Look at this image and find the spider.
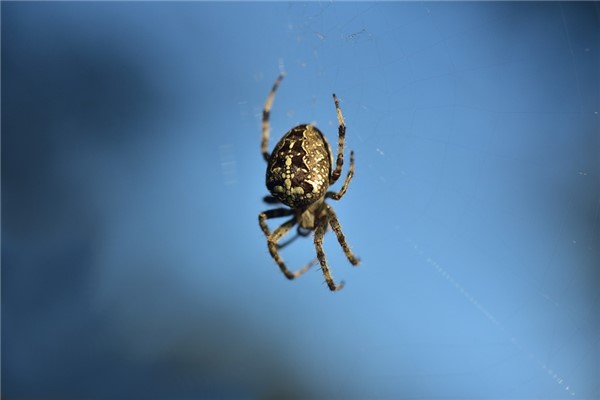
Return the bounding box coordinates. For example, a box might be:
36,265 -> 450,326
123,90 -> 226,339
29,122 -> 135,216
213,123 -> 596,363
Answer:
258,74 -> 360,291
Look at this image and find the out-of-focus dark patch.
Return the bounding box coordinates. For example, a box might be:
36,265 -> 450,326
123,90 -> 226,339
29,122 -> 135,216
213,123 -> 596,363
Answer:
1,3 -> 166,241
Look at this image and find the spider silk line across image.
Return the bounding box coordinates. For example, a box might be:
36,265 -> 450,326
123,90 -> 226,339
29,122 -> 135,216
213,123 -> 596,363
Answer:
2,2 -> 599,399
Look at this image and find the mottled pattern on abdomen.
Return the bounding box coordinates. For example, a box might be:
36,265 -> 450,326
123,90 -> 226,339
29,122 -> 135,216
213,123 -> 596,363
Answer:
266,124 -> 333,208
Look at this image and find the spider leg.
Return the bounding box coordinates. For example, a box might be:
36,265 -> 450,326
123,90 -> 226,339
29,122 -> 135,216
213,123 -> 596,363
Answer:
275,225 -> 312,249
259,208 -> 294,237
259,208 -> 301,250
326,205 -> 360,266
314,219 -> 345,291
276,234 -> 298,250
330,93 -> 346,184
326,150 -> 355,200
259,211 -> 317,280
262,195 -> 281,204
262,74 -> 285,162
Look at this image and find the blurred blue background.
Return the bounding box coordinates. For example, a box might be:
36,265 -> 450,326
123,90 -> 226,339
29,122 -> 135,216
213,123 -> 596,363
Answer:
2,2 -> 599,399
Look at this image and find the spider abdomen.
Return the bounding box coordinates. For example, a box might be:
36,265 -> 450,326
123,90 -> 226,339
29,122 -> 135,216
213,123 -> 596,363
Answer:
266,124 -> 333,208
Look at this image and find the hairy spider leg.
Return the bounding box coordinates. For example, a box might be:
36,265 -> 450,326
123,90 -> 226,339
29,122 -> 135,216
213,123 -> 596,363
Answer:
326,150 -> 355,201
259,208 -> 294,237
259,211 -> 318,279
258,208 -> 311,250
314,219 -> 345,291
330,93 -> 347,184
326,204 -> 360,266
262,74 -> 285,162
277,228 -> 312,250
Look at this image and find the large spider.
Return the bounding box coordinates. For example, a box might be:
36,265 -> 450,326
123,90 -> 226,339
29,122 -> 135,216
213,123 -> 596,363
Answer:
258,74 -> 360,291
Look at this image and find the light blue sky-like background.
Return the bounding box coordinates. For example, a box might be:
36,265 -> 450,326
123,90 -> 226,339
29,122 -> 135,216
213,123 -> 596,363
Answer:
2,2 -> 599,399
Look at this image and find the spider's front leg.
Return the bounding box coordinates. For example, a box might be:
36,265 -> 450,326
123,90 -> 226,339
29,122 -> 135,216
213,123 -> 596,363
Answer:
330,93 -> 347,184
314,220 -> 345,291
259,210 -> 317,280
262,74 -> 285,162
326,150 -> 355,201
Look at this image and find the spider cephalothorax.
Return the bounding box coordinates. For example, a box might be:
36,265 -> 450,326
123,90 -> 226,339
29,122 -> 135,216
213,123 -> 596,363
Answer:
258,74 -> 360,291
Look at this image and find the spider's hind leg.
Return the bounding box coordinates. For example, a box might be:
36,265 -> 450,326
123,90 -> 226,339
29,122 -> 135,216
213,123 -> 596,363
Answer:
326,204 -> 360,266
314,221 -> 345,291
